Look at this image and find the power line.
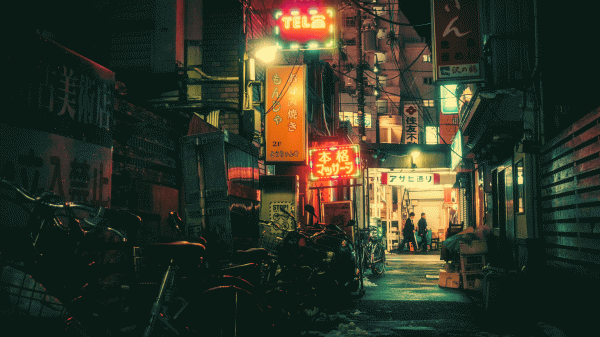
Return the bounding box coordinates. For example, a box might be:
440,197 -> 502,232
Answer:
347,0 -> 431,27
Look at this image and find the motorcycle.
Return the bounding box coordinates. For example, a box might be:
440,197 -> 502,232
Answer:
273,205 -> 359,314
302,205 -> 360,297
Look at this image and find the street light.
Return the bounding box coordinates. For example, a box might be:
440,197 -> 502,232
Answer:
411,150 -> 420,169
255,45 -> 278,63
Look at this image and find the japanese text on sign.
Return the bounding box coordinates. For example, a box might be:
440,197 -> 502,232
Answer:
381,172 -> 440,186
433,0 -> 482,81
265,65 -> 307,163
403,103 -> 419,144
309,145 -> 361,181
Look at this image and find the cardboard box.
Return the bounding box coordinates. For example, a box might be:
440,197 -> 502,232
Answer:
444,262 -> 459,272
461,272 -> 483,291
460,255 -> 486,272
439,270 -> 461,288
459,240 -> 488,255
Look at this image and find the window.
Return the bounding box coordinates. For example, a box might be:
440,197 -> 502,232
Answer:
423,99 -> 435,107
423,77 -> 433,85
422,54 -> 432,62
426,126 -> 439,144
441,84 -> 458,114
345,16 -> 356,27
345,38 -> 356,46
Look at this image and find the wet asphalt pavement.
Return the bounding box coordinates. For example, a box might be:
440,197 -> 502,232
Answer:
294,251 -> 570,337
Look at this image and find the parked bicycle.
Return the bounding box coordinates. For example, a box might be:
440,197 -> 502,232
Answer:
0,178 -> 276,337
358,227 -> 386,276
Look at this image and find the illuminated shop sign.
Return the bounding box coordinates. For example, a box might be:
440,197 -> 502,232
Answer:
273,6 -> 336,50
432,0 -> 483,82
309,144 -> 361,181
451,129 -> 463,170
381,172 -> 441,186
265,65 -> 307,163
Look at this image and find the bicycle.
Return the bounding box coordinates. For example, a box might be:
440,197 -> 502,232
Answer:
0,178 -> 275,337
358,228 -> 386,276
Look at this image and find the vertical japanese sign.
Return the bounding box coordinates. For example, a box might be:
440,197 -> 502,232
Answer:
432,0 -> 483,82
308,145 -> 361,181
265,65 -> 307,164
403,103 -> 419,144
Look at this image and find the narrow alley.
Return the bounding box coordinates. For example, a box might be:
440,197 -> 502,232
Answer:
296,251 -> 570,337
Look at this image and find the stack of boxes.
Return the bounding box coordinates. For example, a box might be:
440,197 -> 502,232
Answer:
458,240 -> 488,291
439,261 -> 461,288
438,240 -> 488,290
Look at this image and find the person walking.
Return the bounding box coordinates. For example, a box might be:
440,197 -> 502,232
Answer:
399,212 -> 417,253
417,213 -> 428,252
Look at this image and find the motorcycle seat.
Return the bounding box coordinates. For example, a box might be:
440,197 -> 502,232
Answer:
144,241 -> 206,259
234,247 -> 269,263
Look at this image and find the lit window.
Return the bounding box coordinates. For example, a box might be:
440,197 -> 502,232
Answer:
422,54 -> 432,62
441,84 -> 458,114
426,126 -> 438,144
423,99 -> 435,107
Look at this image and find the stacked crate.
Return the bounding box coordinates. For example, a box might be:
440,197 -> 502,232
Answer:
459,240 -> 488,291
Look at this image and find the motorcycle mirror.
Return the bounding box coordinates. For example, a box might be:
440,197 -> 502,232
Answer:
304,204 -> 315,215
280,208 -> 294,218
345,220 -> 356,228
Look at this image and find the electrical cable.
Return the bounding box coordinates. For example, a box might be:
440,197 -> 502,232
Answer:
347,0 -> 431,27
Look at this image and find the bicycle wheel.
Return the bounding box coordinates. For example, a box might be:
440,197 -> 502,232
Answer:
371,243 -> 386,275
176,280 -> 274,337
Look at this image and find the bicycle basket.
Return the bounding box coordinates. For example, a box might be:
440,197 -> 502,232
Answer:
258,222 -> 289,254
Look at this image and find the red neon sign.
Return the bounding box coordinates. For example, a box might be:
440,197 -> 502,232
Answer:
309,145 -> 361,181
273,6 -> 336,49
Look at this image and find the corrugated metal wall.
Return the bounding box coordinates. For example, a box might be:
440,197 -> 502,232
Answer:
539,107 -> 600,271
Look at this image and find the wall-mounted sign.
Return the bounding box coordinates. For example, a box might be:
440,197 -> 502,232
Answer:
403,103 -> 419,144
265,65 -> 307,164
6,34 -> 114,148
0,124 -> 112,207
432,0 -> 483,82
451,129 -> 463,170
309,144 -> 361,181
273,6 -> 336,50
381,172 -> 441,186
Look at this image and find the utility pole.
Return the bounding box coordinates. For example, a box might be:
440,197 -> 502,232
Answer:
356,10 -> 365,139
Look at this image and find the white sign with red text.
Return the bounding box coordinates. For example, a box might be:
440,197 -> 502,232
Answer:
381,172 -> 440,186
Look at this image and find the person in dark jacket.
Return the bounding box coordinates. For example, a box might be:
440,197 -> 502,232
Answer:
417,213 -> 428,252
398,212 -> 416,253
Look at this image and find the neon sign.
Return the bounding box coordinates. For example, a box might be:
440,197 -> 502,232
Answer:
309,145 -> 361,181
273,6 -> 336,50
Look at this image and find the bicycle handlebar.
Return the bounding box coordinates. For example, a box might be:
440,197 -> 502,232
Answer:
1,179 -> 117,235
2,179 -> 103,215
